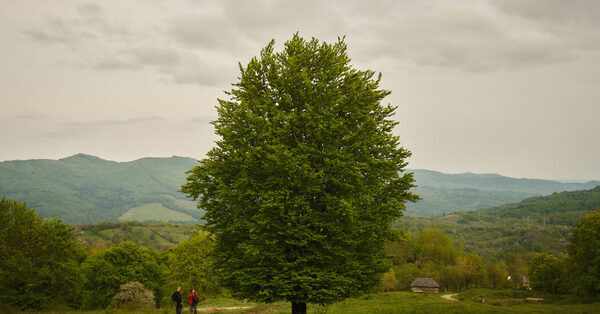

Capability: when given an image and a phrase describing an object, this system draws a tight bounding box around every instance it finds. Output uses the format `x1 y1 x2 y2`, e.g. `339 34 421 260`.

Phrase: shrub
110 281 155 310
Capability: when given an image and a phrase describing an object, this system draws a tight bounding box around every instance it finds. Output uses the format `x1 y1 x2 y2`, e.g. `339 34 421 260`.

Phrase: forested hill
0 154 201 224
1 154 599 224
462 185 600 226
406 169 600 216
398 186 600 258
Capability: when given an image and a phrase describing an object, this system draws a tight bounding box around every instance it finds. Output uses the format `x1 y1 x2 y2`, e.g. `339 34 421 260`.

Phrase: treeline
386 208 600 299
2 196 599 310
528 208 600 298
0 197 219 311
461 186 600 227
383 228 534 292
396 185 600 258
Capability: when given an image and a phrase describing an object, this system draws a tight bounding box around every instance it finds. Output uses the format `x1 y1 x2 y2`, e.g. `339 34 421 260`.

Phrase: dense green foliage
2 193 599 310
384 228 499 292
567 208 600 298
528 253 569 294
161 231 219 305
0 154 200 224
75 221 195 251
182 35 417 310
81 241 163 309
397 186 600 258
0 197 84 310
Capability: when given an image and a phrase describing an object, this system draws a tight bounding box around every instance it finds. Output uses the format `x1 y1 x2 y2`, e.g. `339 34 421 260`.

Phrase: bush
110 282 155 310
382 268 400 292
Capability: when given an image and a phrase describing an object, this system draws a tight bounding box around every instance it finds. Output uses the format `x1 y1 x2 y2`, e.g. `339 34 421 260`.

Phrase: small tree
486 261 507 289
81 241 163 309
111 281 155 310
162 230 219 305
182 34 418 313
457 253 487 289
528 253 569 294
567 207 600 298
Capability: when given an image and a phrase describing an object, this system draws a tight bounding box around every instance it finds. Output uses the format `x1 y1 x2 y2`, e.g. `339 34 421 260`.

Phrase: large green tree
182 34 417 313
0 197 84 310
568 207 600 298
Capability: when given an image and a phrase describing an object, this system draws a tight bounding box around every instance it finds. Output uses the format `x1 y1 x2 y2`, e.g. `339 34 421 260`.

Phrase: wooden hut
410 277 440 293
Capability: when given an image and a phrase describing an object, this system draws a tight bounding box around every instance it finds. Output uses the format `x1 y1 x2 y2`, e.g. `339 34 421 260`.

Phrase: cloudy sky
1 0 599 180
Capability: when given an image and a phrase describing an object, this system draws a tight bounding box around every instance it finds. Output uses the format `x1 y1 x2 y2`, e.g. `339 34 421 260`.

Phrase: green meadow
118 203 195 222
18 290 600 313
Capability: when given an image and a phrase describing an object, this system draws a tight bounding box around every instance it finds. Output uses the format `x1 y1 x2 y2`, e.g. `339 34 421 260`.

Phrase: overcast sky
1 0 599 180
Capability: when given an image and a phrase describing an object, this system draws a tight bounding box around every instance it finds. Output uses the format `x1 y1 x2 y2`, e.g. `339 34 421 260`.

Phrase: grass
118 203 195 222
19 290 600 313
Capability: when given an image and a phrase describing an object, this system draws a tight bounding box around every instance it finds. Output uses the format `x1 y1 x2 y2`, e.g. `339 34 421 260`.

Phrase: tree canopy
182 34 417 313
162 230 219 303
81 241 163 309
568 207 600 298
0 196 84 310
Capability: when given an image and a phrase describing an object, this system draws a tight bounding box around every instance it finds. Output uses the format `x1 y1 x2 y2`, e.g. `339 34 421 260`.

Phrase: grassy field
118 203 195 222
20 290 600 313
75 222 196 251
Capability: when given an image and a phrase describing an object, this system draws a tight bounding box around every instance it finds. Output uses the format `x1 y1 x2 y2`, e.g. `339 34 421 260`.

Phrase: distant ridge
405 169 600 216
0 154 598 223
398 185 600 257
0 154 201 224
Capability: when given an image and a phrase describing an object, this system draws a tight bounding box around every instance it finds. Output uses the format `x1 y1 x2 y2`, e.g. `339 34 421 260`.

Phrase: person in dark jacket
171 286 182 314
189 289 200 314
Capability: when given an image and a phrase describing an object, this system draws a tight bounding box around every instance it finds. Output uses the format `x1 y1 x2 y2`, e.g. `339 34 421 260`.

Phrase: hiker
171 286 183 314
189 289 200 314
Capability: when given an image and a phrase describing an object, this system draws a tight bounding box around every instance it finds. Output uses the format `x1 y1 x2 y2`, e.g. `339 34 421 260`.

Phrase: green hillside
397 186 600 258
0 154 201 224
2 155 599 224
406 169 600 216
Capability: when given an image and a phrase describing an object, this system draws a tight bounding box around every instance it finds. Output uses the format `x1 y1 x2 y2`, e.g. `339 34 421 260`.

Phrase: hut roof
410 277 440 288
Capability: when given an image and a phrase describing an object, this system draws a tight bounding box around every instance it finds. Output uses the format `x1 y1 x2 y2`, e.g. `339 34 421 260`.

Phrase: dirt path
197 306 254 312
441 293 459 301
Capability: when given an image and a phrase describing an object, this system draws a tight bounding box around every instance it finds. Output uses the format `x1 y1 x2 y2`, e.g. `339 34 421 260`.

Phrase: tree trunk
292 302 306 314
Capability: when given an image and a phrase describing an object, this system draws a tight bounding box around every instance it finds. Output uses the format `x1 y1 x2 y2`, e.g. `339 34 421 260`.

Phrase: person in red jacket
188 289 200 314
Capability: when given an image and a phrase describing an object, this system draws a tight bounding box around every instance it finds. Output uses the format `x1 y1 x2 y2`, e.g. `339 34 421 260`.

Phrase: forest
1 192 599 312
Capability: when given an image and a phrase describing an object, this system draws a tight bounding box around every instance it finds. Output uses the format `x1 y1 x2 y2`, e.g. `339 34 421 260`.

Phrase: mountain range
407 169 600 216
0 154 598 224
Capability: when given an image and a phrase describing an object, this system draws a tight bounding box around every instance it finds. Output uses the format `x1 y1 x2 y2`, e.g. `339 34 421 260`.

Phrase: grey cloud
168 0 346 54
161 56 236 86
186 116 214 124
94 55 144 70
168 15 249 54
26 18 87 44
351 2 576 71
37 116 167 139
221 0 346 38
78 3 103 18
93 48 233 86
13 113 50 120
492 0 600 27
25 3 134 45
491 0 600 51
93 48 181 70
